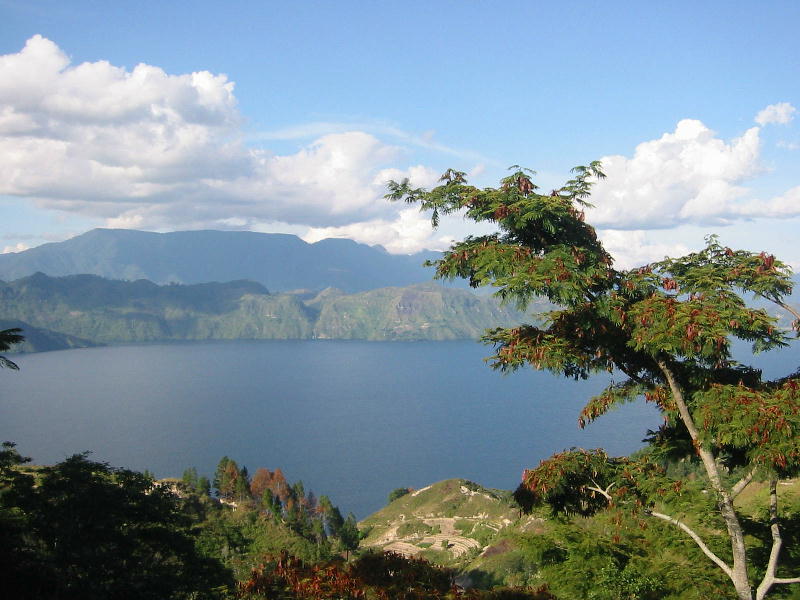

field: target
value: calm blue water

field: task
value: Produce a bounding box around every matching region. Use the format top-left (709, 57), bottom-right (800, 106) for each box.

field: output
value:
top-left (1, 340), bottom-right (796, 518)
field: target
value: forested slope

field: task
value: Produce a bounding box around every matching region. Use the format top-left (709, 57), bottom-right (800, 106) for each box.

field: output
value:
top-left (0, 274), bottom-right (530, 347)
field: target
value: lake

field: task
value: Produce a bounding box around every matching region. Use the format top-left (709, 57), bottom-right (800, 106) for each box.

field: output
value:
top-left (1, 339), bottom-right (796, 518)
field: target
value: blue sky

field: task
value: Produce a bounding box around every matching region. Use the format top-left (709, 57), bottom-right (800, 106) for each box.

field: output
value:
top-left (1, 1), bottom-right (798, 268)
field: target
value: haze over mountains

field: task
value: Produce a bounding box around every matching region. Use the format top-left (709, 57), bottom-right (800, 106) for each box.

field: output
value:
top-left (0, 229), bottom-right (442, 293)
top-left (0, 274), bottom-right (527, 348)
top-left (0, 229), bottom-right (537, 350)
top-left (2, 228), bottom-right (795, 352)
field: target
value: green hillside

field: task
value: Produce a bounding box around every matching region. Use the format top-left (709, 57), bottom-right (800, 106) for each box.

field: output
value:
top-left (0, 273), bottom-right (313, 343)
top-left (359, 477), bottom-right (800, 598)
top-left (313, 283), bottom-right (537, 340)
top-left (359, 479), bottom-right (559, 590)
top-left (360, 479), bottom-right (524, 565)
top-left (0, 274), bottom-right (534, 348)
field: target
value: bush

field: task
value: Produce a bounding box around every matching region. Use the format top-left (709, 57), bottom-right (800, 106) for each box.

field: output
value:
top-left (388, 487), bottom-right (412, 504)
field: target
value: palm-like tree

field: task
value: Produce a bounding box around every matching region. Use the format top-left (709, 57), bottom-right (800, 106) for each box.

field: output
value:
top-left (0, 328), bottom-right (24, 370)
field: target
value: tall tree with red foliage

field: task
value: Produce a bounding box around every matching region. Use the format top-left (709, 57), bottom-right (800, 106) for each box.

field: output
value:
top-left (387, 163), bottom-right (800, 600)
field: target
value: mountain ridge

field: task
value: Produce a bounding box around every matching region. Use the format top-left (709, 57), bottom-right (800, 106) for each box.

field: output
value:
top-left (0, 229), bottom-right (443, 293)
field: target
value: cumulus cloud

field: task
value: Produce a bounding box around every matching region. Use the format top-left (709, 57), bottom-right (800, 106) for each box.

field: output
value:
top-left (737, 186), bottom-right (800, 219)
top-left (0, 36), bottom-right (244, 199)
top-left (303, 208), bottom-right (443, 254)
top-left (755, 102), bottom-right (796, 126)
top-left (0, 36), bottom-right (425, 234)
top-left (597, 230), bottom-right (691, 270)
top-left (302, 162), bottom-right (458, 253)
top-left (588, 118), bottom-right (776, 229)
top-left (2, 37), bottom-right (798, 257)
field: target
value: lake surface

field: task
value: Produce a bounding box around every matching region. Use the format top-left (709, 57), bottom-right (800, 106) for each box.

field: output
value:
top-left (1, 339), bottom-right (796, 518)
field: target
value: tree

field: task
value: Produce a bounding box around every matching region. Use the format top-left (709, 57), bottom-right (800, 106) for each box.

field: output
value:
top-left (240, 550), bottom-right (561, 599)
top-left (213, 456), bottom-right (241, 500)
top-left (197, 475), bottom-right (211, 496)
top-left (2, 453), bottom-right (231, 598)
top-left (387, 164), bottom-right (800, 600)
top-left (235, 465), bottom-right (251, 503)
top-left (250, 467), bottom-right (273, 499)
top-left (338, 512), bottom-right (361, 559)
top-left (387, 487), bottom-right (411, 504)
top-left (0, 442), bottom-right (37, 592)
top-left (0, 327), bottom-right (24, 370)
top-left (318, 495), bottom-right (346, 539)
top-left (262, 488), bottom-right (282, 520)
top-left (181, 466), bottom-right (199, 490)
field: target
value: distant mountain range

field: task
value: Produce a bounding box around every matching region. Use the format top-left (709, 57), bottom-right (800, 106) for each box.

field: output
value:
top-left (0, 229), bottom-right (442, 293)
top-left (0, 273), bottom-right (534, 350)
top-left (3, 229), bottom-right (793, 353)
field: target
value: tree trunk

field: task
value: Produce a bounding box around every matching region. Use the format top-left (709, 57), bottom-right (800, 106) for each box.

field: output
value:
top-left (657, 358), bottom-right (752, 599)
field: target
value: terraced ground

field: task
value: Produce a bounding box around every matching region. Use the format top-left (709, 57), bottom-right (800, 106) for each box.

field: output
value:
top-left (359, 479), bottom-right (542, 567)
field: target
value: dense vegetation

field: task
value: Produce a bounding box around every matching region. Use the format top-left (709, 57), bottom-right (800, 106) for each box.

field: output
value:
top-left (0, 273), bottom-right (528, 346)
top-left (387, 163), bottom-right (800, 599)
top-left (0, 441), bottom-right (370, 598)
top-left (0, 444), bottom-right (230, 599)
top-left (0, 445), bottom-right (559, 599)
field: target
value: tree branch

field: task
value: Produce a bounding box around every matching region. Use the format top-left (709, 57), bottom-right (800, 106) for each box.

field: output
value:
top-left (646, 510), bottom-right (733, 580)
top-left (757, 293), bottom-right (800, 335)
top-left (730, 467), bottom-right (757, 500)
top-left (617, 364), bottom-right (648, 386)
top-left (762, 294), bottom-right (800, 323)
top-left (586, 479), bottom-right (615, 503)
top-left (756, 478), bottom-right (791, 600)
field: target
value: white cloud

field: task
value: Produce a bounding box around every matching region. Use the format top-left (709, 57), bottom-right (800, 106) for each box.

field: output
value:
top-left (372, 165), bottom-right (440, 189)
top-left (2, 242), bottom-right (30, 254)
top-left (303, 208), bottom-right (443, 254)
top-left (254, 120), bottom-right (496, 165)
top-left (737, 186), bottom-right (800, 219)
top-left (755, 102), bottom-right (796, 126)
top-left (2, 37), bottom-right (798, 259)
top-left (302, 206), bottom-right (499, 255)
top-left (587, 119), bottom-right (765, 229)
top-left (227, 131), bottom-right (403, 224)
top-left (597, 229), bottom-right (691, 270)
top-left (0, 36), bottom-right (423, 233)
top-left (584, 105), bottom-right (800, 235)
top-left (1, 36), bottom-right (242, 199)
